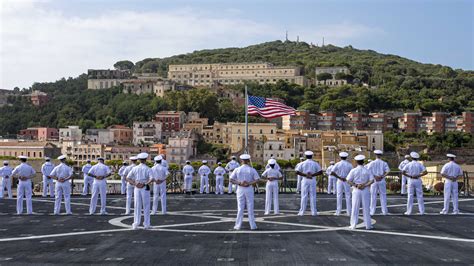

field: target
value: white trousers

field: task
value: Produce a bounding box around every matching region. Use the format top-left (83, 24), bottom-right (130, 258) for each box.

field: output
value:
top-left (89, 179), bottom-right (107, 214)
top-left (299, 178), bottom-right (317, 216)
top-left (228, 177), bottom-right (236, 193)
top-left (0, 176), bottom-right (12, 199)
top-left (265, 181), bottom-right (279, 214)
top-left (406, 178), bottom-right (424, 214)
top-left (125, 184), bottom-right (134, 214)
top-left (327, 176), bottom-right (337, 194)
top-left (370, 180), bottom-right (388, 215)
top-left (401, 175), bottom-right (408, 194)
top-left (152, 182), bottom-right (167, 214)
top-left (296, 175), bottom-right (302, 193)
top-left (336, 180), bottom-right (352, 215)
top-left (42, 176), bottom-right (54, 197)
top-left (184, 176), bottom-right (192, 191)
top-left (350, 187), bottom-right (371, 229)
top-left (235, 186), bottom-right (256, 229)
top-left (133, 187), bottom-right (150, 229)
top-left (17, 180), bottom-right (33, 214)
top-left (215, 176), bottom-right (224, 194)
top-left (200, 176), bottom-right (209, 193)
top-left (120, 176), bottom-right (127, 195)
top-left (441, 180), bottom-right (459, 214)
top-left (82, 176), bottom-right (93, 195)
top-left (54, 181), bottom-right (71, 214)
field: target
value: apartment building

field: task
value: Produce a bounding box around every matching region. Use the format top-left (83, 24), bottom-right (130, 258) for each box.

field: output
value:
top-left (154, 111), bottom-right (186, 133)
top-left (0, 141), bottom-right (61, 159)
top-left (87, 69), bottom-right (131, 90)
top-left (132, 121), bottom-right (163, 146)
top-left (59, 126), bottom-right (82, 142)
top-left (18, 127), bottom-right (59, 141)
top-left (104, 146), bottom-right (151, 161)
top-left (398, 112), bottom-right (474, 134)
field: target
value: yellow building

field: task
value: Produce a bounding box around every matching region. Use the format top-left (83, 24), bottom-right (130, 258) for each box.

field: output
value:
top-left (227, 122), bottom-right (278, 153)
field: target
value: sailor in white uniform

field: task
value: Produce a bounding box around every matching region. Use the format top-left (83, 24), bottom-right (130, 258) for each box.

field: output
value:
top-left (12, 156), bottom-right (36, 214)
top-left (262, 159), bottom-right (282, 215)
top-left (295, 157), bottom-right (305, 194)
top-left (118, 162), bottom-right (128, 195)
top-left (182, 161), bottom-right (194, 193)
top-left (296, 151), bottom-right (323, 216)
top-left (88, 157), bottom-right (112, 215)
top-left (265, 157), bottom-right (281, 171)
top-left (213, 162), bottom-right (226, 195)
top-left (331, 152), bottom-right (353, 216)
top-left (440, 154), bottom-right (463, 215)
top-left (151, 155), bottom-right (168, 215)
top-left (198, 160), bottom-right (211, 194)
top-left (41, 157), bottom-right (55, 197)
top-left (326, 161), bottom-right (336, 195)
top-left (0, 161), bottom-right (13, 199)
top-left (398, 155), bottom-right (411, 195)
top-left (81, 160), bottom-right (93, 196)
top-left (126, 152), bottom-right (153, 229)
top-left (225, 156), bottom-right (240, 194)
top-left (123, 156), bottom-right (138, 215)
top-left (160, 154), bottom-right (169, 170)
top-left (367, 150), bottom-right (390, 215)
top-left (347, 154), bottom-right (374, 230)
top-left (230, 154), bottom-right (260, 230)
top-left (49, 155), bottom-right (73, 215)
top-left (402, 152), bottom-right (427, 215)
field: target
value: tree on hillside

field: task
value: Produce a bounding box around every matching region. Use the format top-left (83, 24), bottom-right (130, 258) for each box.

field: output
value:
top-left (114, 60), bottom-right (134, 71)
top-left (316, 73), bottom-right (333, 81)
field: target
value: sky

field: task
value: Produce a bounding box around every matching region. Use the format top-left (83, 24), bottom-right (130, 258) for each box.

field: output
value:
top-left (0, 0), bottom-right (473, 89)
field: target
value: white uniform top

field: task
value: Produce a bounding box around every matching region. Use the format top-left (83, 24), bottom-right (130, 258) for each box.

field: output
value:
top-left (50, 163), bottom-right (73, 182)
top-left (198, 165), bottom-right (211, 177)
top-left (230, 164), bottom-right (260, 183)
top-left (295, 159), bottom-right (322, 178)
top-left (182, 165), bottom-right (194, 177)
top-left (398, 159), bottom-right (410, 172)
top-left (265, 162), bottom-right (281, 171)
top-left (366, 159), bottom-right (390, 179)
top-left (118, 165), bottom-right (127, 177)
top-left (88, 162), bottom-right (112, 178)
top-left (347, 165), bottom-right (374, 185)
top-left (440, 161), bottom-right (463, 178)
top-left (0, 166), bottom-right (13, 177)
top-left (225, 160), bottom-right (240, 172)
top-left (261, 168), bottom-right (282, 179)
top-left (326, 165), bottom-right (334, 177)
top-left (127, 163), bottom-right (152, 184)
top-left (402, 161), bottom-right (426, 177)
top-left (213, 166), bottom-right (226, 176)
top-left (82, 164), bottom-right (92, 177)
top-left (41, 162), bottom-right (55, 177)
top-left (151, 164), bottom-right (168, 181)
top-left (161, 159), bottom-right (169, 170)
top-left (12, 163), bottom-right (36, 179)
top-left (331, 160), bottom-right (353, 179)
top-left (123, 164), bottom-right (137, 178)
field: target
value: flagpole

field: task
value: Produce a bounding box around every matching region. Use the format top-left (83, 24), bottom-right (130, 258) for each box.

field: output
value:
top-left (245, 85), bottom-right (248, 154)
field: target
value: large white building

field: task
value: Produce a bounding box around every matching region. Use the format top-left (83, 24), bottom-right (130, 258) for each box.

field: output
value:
top-left (132, 121), bottom-right (163, 146)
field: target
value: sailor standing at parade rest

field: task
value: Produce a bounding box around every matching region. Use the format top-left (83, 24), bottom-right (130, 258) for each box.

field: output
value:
top-left (126, 152), bottom-right (153, 229)
top-left (88, 157), bottom-right (112, 215)
top-left (151, 155), bottom-right (168, 215)
top-left (118, 162), bottom-right (128, 195)
top-left (182, 161), bottom-right (194, 193)
top-left (347, 154), bottom-right (374, 230)
top-left (41, 157), bottom-right (55, 198)
top-left (296, 151), bottom-right (323, 216)
top-left (398, 155), bottom-right (411, 195)
top-left (402, 152), bottom-right (427, 215)
top-left (225, 156), bottom-right (240, 194)
top-left (367, 150), bottom-right (391, 215)
top-left (123, 156), bottom-right (138, 215)
top-left (262, 158), bottom-right (282, 215)
top-left (230, 154), bottom-right (260, 230)
top-left (12, 156), bottom-right (36, 214)
top-left (160, 154), bottom-right (169, 170)
top-left (213, 162), bottom-right (226, 195)
top-left (330, 152), bottom-right (353, 216)
top-left (49, 155), bottom-right (73, 215)
top-left (265, 158), bottom-right (281, 171)
top-left (295, 157), bottom-right (305, 194)
top-left (326, 161), bottom-right (336, 195)
top-left (0, 161), bottom-right (13, 199)
top-left (198, 161), bottom-right (211, 194)
top-left (440, 154), bottom-right (463, 215)
top-left (81, 159), bottom-right (93, 196)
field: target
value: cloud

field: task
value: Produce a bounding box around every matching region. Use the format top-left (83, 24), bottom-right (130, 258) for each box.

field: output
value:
top-left (0, 0), bottom-right (383, 89)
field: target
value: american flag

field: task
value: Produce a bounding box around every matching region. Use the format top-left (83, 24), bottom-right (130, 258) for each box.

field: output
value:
top-left (247, 95), bottom-right (296, 119)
